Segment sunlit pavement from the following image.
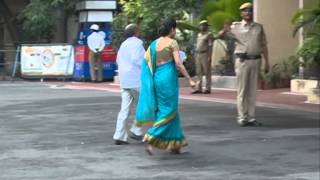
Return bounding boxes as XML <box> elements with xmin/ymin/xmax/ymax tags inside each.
<box><xmin>0</xmin><ymin>81</ymin><xmax>319</xmax><ymax>180</ymax></box>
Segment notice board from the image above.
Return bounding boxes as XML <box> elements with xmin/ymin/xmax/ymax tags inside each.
<box><xmin>20</xmin><ymin>44</ymin><xmax>74</xmax><ymax>77</ymax></box>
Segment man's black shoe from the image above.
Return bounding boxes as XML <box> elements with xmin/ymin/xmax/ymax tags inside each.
<box><xmin>248</xmin><ymin>119</ymin><xmax>262</xmax><ymax>126</ymax></box>
<box><xmin>203</xmin><ymin>90</ymin><xmax>211</xmax><ymax>94</ymax></box>
<box><xmin>191</xmin><ymin>90</ymin><xmax>202</xmax><ymax>94</ymax></box>
<box><xmin>237</xmin><ymin>119</ymin><xmax>249</xmax><ymax>127</ymax></box>
<box><xmin>129</xmin><ymin>131</ymin><xmax>143</xmax><ymax>141</ymax></box>
<box><xmin>114</xmin><ymin>140</ymin><xmax>129</xmax><ymax>145</ymax></box>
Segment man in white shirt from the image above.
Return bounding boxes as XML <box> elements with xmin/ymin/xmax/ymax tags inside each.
<box><xmin>87</xmin><ymin>24</ymin><xmax>105</xmax><ymax>82</ymax></box>
<box><xmin>113</xmin><ymin>24</ymin><xmax>145</xmax><ymax>145</ymax></box>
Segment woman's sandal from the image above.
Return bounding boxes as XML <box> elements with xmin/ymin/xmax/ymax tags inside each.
<box><xmin>145</xmin><ymin>144</ymin><xmax>153</xmax><ymax>156</ymax></box>
<box><xmin>169</xmin><ymin>148</ymin><xmax>181</xmax><ymax>154</ymax></box>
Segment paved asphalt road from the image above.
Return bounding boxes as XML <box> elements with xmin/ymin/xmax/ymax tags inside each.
<box><xmin>0</xmin><ymin>81</ymin><xmax>319</xmax><ymax>180</ymax></box>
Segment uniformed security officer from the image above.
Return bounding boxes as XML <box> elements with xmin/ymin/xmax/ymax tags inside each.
<box><xmin>192</xmin><ymin>20</ymin><xmax>214</xmax><ymax>94</ymax></box>
<box><xmin>87</xmin><ymin>24</ymin><xmax>105</xmax><ymax>82</ymax></box>
<box><xmin>219</xmin><ymin>2</ymin><xmax>270</xmax><ymax>126</ymax></box>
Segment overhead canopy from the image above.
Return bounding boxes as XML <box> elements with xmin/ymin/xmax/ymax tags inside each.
<box><xmin>76</xmin><ymin>0</ymin><xmax>117</xmax><ymax>11</ymax></box>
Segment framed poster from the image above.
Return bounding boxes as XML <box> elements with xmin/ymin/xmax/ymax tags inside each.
<box><xmin>20</xmin><ymin>44</ymin><xmax>74</xmax><ymax>77</ymax></box>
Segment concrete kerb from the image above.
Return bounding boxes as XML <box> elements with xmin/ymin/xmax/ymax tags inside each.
<box><xmin>45</xmin><ymin>81</ymin><xmax>319</xmax><ymax>113</ymax></box>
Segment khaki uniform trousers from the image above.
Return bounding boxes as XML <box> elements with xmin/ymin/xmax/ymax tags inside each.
<box><xmin>196</xmin><ymin>52</ymin><xmax>212</xmax><ymax>92</ymax></box>
<box><xmin>235</xmin><ymin>58</ymin><xmax>261</xmax><ymax>120</ymax></box>
<box><xmin>89</xmin><ymin>50</ymin><xmax>103</xmax><ymax>82</ymax></box>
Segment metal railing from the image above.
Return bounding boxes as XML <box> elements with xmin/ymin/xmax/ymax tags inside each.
<box><xmin>0</xmin><ymin>46</ymin><xmax>20</xmax><ymax>81</ymax></box>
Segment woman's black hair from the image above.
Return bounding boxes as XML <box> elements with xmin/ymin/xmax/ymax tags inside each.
<box><xmin>158</xmin><ymin>17</ymin><xmax>176</xmax><ymax>36</ymax></box>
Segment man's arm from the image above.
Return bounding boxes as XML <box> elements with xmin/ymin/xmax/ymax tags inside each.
<box><xmin>135</xmin><ymin>43</ymin><xmax>145</xmax><ymax>67</ymax></box>
<box><xmin>98</xmin><ymin>38</ymin><xmax>105</xmax><ymax>52</ymax></box>
<box><xmin>262</xmin><ymin>46</ymin><xmax>270</xmax><ymax>73</ymax></box>
<box><xmin>87</xmin><ymin>36</ymin><xmax>97</xmax><ymax>53</ymax></box>
<box><xmin>261</xmin><ymin>25</ymin><xmax>270</xmax><ymax>73</ymax></box>
<box><xmin>218</xmin><ymin>22</ymin><xmax>243</xmax><ymax>46</ymax></box>
<box><xmin>208</xmin><ymin>33</ymin><xmax>213</xmax><ymax>62</ymax></box>
<box><xmin>218</xmin><ymin>22</ymin><xmax>232</xmax><ymax>39</ymax></box>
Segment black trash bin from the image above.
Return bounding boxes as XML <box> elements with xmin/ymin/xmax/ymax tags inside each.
<box><xmin>0</xmin><ymin>52</ymin><xmax>4</xmax><ymax>75</ymax></box>
<box><xmin>0</xmin><ymin>52</ymin><xmax>4</xmax><ymax>67</ymax></box>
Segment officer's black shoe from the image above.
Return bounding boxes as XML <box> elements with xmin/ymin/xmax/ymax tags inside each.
<box><xmin>237</xmin><ymin>119</ymin><xmax>249</xmax><ymax>127</ymax></box>
<box><xmin>114</xmin><ymin>140</ymin><xmax>129</xmax><ymax>145</ymax></box>
<box><xmin>248</xmin><ymin>119</ymin><xmax>262</xmax><ymax>126</ymax></box>
<box><xmin>203</xmin><ymin>90</ymin><xmax>211</xmax><ymax>94</ymax></box>
<box><xmin>191</xmin><ymin>90</ymin><xmax>202</xmax><ymax>94</ymax></box>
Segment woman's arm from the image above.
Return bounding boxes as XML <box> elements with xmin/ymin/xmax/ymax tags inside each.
<box><xmin>172</xmin><ymin>50</ymin><xmax>196</xmax><ymax>87</ymax></box>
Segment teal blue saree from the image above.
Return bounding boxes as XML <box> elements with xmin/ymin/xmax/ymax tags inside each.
<box><xmin>135</xmin><ymin>39</ymin><xmax>187</xmax><ymax>150</ymax></box>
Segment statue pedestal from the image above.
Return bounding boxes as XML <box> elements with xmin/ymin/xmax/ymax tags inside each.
<box><xmin>290</xmin><ymin>79</ymin><xmax>318</xmax><ymax>94</ymax></box>
<box><xmin>291</xmin><ymin>79</ymin><xmax>320</xmax><ymax>104</ymax></box>
<box><xmin>308</xmin><ymin>88</ymin><xmax>320</xmax><ymax>104</ymax></box>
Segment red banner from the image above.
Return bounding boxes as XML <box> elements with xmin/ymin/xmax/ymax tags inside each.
<box><xmin>75</xmin><ymin>45</ymin><xmax>117</xmax><ymax>63</ymax></box>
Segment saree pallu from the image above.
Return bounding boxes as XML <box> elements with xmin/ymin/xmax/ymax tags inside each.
<box><xmin>135</xmin><ymin>40</ymin><xmax>187</xmax><ymax>150</ymax></box>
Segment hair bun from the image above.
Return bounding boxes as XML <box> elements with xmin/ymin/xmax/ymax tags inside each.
<box><xmin>158</xmin><ymin>17</ymin><xmax>176</xmax><ymax>37</ymax></box>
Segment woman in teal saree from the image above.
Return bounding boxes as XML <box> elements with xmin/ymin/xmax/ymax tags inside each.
<box><xmin>136</xmin><ymin>18</ymin><xmax>196</xmax><ymax>155</ymax></box>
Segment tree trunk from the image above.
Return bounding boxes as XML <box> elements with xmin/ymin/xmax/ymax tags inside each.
<box><xmin>0</xmin><ymin>0</ymin><xmax>20</xmax><ymax>44</ymax></box>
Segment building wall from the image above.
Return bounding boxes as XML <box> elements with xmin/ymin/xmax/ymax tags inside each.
<box><xmin>255</xmin><ymin>0</ymin><xmax>318</xmax><ymax>66</ymax></box>
<box><xmin>304</xmin><ymin>0</ymin><xmax>319</xmax><ymax>8</ymax></box>
<box><xmin>255</xmin><ymin>0</ymin><xmax>300</xmax><ymax>66</ymax></box>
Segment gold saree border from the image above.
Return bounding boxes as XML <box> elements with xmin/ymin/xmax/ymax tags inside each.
<box><xmin>135</xmin><ymin>111</ymin><xmax>176</xmax><ymax>127</ymax></box>
<box><xmin>143</xmin><ymin>134</ymin><xmax>188</xmax><ymax>150</ymax></box>
<box><xmin>145</xmin><ymin>47</ymin><xmax>153</xmax><ymax>75</ymax></box>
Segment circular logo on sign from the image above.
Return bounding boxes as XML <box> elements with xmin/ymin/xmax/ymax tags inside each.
<box><xmin>41</xmin><ymin>49</ymin><xmax>55</xmax><ymax>68</ymax></box>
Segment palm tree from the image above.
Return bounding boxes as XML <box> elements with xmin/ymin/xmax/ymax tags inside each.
<box><xmin>201</xmin><ymin>0</ymin><xmax>251</xmax><ymax>32</ymax></box>
<box><xmin>292</xmin><ymin>3</ymin><xmax>320</xmax><ymax>80</ymax></box>
<box><xmin>177</xmin><ymin>0</ymin><xmax>252</xmax><ymax>75</ymax></box>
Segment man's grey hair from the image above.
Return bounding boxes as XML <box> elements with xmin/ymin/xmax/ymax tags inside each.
<box><xmin>125</xmin><ymin>24</ymin><xmax>138</xmax><ymax>38</ymax></box>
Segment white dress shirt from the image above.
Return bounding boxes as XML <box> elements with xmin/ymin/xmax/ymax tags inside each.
<box><xmin>117</xmin><ymin>37</ymin><xmax>145</xmax><ymax>89</ymax></box>
<box><xmin>87</xmin><ymin>32</ymin><xmax>105</xmax><ymax>53</ymax></box>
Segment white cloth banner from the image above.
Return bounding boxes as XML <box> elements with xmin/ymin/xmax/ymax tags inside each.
<box><xmin>21</xmin><ymin>44</ymin><xmax>74</xmax><ymax>76</ymax></box>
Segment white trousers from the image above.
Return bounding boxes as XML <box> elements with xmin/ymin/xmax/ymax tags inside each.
<box><xmin>113</xmin><ymin>88</ymin><xmax>144</xmax><ymax>141</ymax></box>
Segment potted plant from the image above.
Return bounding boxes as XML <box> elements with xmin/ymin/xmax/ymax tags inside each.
<box><xmin>292</xmin><ymin>4</ymin><xmax>320</xmax><ymax>103</ymax></box>
<box><xmin>218</xmin><ymin>55</ymin><xmax>235</xmax><ymax>76</ymax></box>
<box><xmin>259</xmin><ymin>64</ymin><xmax>281</xmax><ymax>89</ymax></box>
<box><xmin>292</xmin><ymin>4</ymin><xmax>320</xmax><ymax>80</ymax></box>
<box><xmin>292</xmin><ymin>3</ymin><xmax>320</xmax><ymax>103</ymax></box>
<box><xmin>276</xmin><ymin>56</ymin><xmax>299</xmax><ymax>88</ymax></box>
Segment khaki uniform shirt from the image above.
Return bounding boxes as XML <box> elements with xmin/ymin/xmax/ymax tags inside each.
<box><xmin>196</xmin><ymin>32</ymin><xmax>213</xmax><ymax>52</ymax></box>
<box><xmin>230</xmin><ymin>20</ymin><xmax>267</xmax><ymax>55</ymax></box>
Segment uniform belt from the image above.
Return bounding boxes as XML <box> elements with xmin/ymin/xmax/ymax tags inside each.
<box><xmin>235</xmin><ymin>53</ymin><xmax>261</xmax><ymax>60</ymax></box>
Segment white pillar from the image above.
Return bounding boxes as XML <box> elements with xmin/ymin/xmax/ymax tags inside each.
<box><xmin>253</xmin><ymin>0</ymin><xmax>257</xmax><ymax>21</ymax></box>
<box><xmin>298</xmin><ymin>0</ymin><xmax>304</xmax><ymax>78</ymax></box>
